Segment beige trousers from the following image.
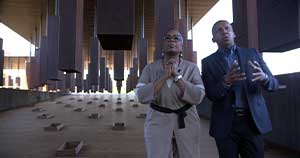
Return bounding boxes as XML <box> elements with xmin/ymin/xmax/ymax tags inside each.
<box><xmin>144</xmin><ymin>105</ymin><xmax>201</xmax><ymax>158</ymax></box>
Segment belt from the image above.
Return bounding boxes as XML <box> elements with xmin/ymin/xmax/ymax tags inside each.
<box><xmin>150</xmin><ymin>103</ymin><xmax>192</xmax><ymax>129</ymax></box>
<box><xmin>232</xmin><ymin>108</ymin><xmax>250</xmax><ymax>117</ymax></box>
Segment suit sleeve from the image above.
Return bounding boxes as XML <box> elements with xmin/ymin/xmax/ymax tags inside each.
<box><xmin>180</xmin><ymin>65</ymin><xmax>205</xmax><ymax>105</ymax></box>
<box><xmin>135</xmin><ymin>65</ymin><xmax>156</xmax><ymax>104</ymax></box>
<box><xmin>201</xmin><ymin>58</ymin><xmax>231</xmax><ymax>102</ymax></box>
<box><xmin>254</xmin><ymin>49</ymin><xmax>279</xmax><ymax>91</ymax></box>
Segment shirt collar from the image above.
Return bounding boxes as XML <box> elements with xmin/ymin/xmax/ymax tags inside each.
<box><xmin>218</xmin><ymin>44</ymin><xmax>237</xmax><ymax>56</ymax></box>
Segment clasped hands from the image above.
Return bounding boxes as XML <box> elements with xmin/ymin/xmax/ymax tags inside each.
<box><xmin>224</xmin><ymin>60</ymin><xmax>268</xmax><ymax>86</ymax></box>
<box><xmin>163</xmin><ymin>58</ymin><xmax>179</xmax><ymax>79</ymax></box>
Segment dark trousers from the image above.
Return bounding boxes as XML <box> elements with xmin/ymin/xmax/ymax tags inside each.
<box><xmin>215</xmin><ymin>114</ymin><xmax>264</xmax><ymax>158</ymax></box>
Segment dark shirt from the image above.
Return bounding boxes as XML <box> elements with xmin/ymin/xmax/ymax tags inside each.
<box><xmin>219</xmin><ymin>45</ymin><xmax>249</xmax><ymax>109</ymax></box>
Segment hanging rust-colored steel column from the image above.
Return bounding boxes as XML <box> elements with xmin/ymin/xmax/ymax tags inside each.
<box><xmin>154</xmin><ymin>0</ymin><xmax>176</xmax><ymax>60</ymax></box>
<box><xmin>113</xmin><ymin>51</ymin><xmax>124</xmax><ymax>94</ymax></box>
<box><xmin>99</xmin><ymin>57</ymin><xmax>106</xmax><ymax>92</ymax></box>
<box><xmin>58</xmin><ymin>0</ymin><xmax>84</xmax><ymax>73</ymax></box>
<box><xmin>0</xmin><ymin>38</ymin><xmax>4</xmax><ymax>86</ymax></box>
<box><xmin>89</xmin><ymin>37</ymin><xmax>100</xmax><ymax>92</ymax></box>
<box><xmin>39</xmin><ymin>37</ymin><xmax>48</xmax><ymax>86</ymax></box>
<box><xmin>96</xmin><ymin>0</ymin><xmax>135</xmax><ymax>50</ymax></box>
<box><xmin>47</xmin><ymin>16</ymin><xmax>62</xmax><ymax>81</ymax></box>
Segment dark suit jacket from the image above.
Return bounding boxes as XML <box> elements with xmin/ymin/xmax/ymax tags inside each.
<box><xmin>201</xmin><ymin>47</ymin><xmax>279</xmax><ymax>138</ymax></box>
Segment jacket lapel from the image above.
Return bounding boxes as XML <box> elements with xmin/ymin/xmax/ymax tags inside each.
<box><xmin>213</xmin><ymin>50</ymin><xmax>229</xmax><ymax>75</ymax></box>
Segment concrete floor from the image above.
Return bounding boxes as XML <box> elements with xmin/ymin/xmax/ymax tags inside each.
<box><xmin>0</xmin><ymin>94</ymin><xmax>299</xmax><ymax>158</ymax></box>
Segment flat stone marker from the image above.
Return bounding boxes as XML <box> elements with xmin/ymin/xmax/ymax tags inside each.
<box><xmin>86</xmin><ymin>101</ymin><xmax>93</xmax><ymax>105</ymax></box>
<box><xmin>136</xmin><ymin>113</ymin><xmax>147</xmax><ymax>119</ymax></box>
<box><xmin>129</xmin><ymin>99</ymin><xmax>134</xmax><ymax>102</ymax></box>
<box><xmin>32</xmin><ymin>107</ymin><xmax>45</xmax><ymax>112</ymax></box>
<box><xmin>117</xmin><ymin>97</ymin><xmax>121</xmax><ymax>100</ymax></box>
<box><xmin>103</xmin><ymin>99</ymin><xmax>109</xmax><ymax>102</ymax></box>
<box><xmin>99</xmin><ymin>104</ymin><xmax>106</xmax><ymax>108</ymax></box>
<box><xmin>73</xmin><ymin>107</ymin><xmax>87</xmax><ymax>112</ymax></box>
<box><xmin>88</xmin><ymin>113</ymin><xmax>102</xmax><ymax>119</ymax></box>
<box><xmin>37</xmin><ymin>113</ymin><xmax>55</xmax><ymax>119</ymax></box>
<box><xmin>64</xmin><ymin>104</ymin><xmax>73</xmax><ymax>108</ymax></box>
<box><xmin>116</xmin><ymin>101</ymin><xmax>122</xmax><ymax>105</ymax></box>
<box><xmin>115</xmin><ymin>107</ymin><xmax>123</xmax><ymax>112</ymax></box>
<box><xmin>132</xmin><ymin>103</ymin><xmax>139</xmax><ymax>108</ymax></box>
<box><xmin>44</xmin><ymin>123</ymin><xmax>65</xmax><ymax>131</ymax></box>
<box><xmin>112</xmin><ymin>122</ymin><xmax>126</xmax><ymax>130</ymax></box>
<box><xmin>77</xmin><ymin>99</ymin><xmax>82</xmax><ymax>102</ymax></box>
<box><xmin>56</xmin><ymin>141</ymin><xmax>84</xmax><ymax>156</ymax></box>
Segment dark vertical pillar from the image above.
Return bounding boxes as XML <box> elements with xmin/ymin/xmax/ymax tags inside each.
<box><xmin>105</xmin><ymin>67</ymin><xmax>109</xmax><ymax>91</ymax></box>
<box><xmin>76</xmin><ymin>72</ymin><xmax>83</xmax><ymax>92</ymax></box>
<box><xmin>257</xmin><ymin>0</ymin><xmax>300</xmax><ymax>51</ymax></box>
<box><xmin>26</xmin><ymin>60</ymin><xmax>34</xmax><ymax>89</ymax></box>
<box><xmin>26</xmin><ymin>61</ymin><xmax>30</xmax><ymax>88</ymax></box>
<box><xmin>246</xmin><ymin>0</ymin><xmax>259</xmax><ymax>49</ymax></box>
<box><xmin>88</xmin><ymin>63</ymin><xmax>91</xmax><ymax>91</ymax></box>
<box><xmin>232</xmin><ymin>0</ymin><xmax>259</xmax><ymax>49</ymax></box>
<box><xmin>57</xmin><ymin>73</ymin><xmax>66</xmax><ymax>91</ymax></box>
<box><xmin>97</xmin><ymin>0</ymin><xmax>135</xmax><ymax>50</ymax></box>
<box><xmin>108</xmin><ymin>74</ymin><xmax>112</xmax><ymax>93</ymax></box>
<box><xmin>130</xmin><ymin>68</ymin><xmax>135</xmax><ymax>91</ymax></box>
<box><xmin>47</xmin><ymin>16</ymin><xmax>61</xmax><ymax>81</ymax></box>
<box><xmin>126</xmin><ymin>73</ymin><xmax>132</xmax><ymax>93</ymax></box>
<box><xmin>114</xmin><ymin>51</ymin><xmax>124</xmax><ymax>93</ymax></box>
<box><xmin>65</xmin><ymin>73</ymin><xmax>75</xmax><ymax>92</ymax></box>
<box><xmin>177</xmin><ymin>18</ymin><xmax>188</xmax><ymax>60</ymax></box>
<box><xmin>192</xmin><ymin>51</ymin><xmax>197</xmax><ymax>64</ymax></box>
<box><xmin>76</xmin><ymin>44</ymin><xmax>84</xmax><ymax>92</ymax></box>
<box><xmin>99</xmin><ymin>57</ymin><xmax>106</xmax><ymax>92</ymax></box>
<box><xmin>132</xmin><ymin>57</ymin><xmax>138</xmax><ymax>89</ymax></box>
<box><xmin>40</xmin><ymin>37</ymin><xmax>48</xmax><ymax>85</ymax></box>
<box><xmin>154</xmin><ymin>0</ymin><xmax>176</xmax><ymax>60</ymax></box>
<box><xmin>83</xmin><ymin>79</ymin><xmax>87</xmax><ymax>92</ymax></box>
<box><xmin>139</xmin><ymin>38</ymin><xmax>148</xmax><ymax>76</ymax></box>
<box><xmin>8</xmin><ymin>76</ymin><xmax>13</xmax><ymax>87</ymax></box>
<box><xmin>82</xmin><ymin>79</ymin><xmax>87</xmax><ymax>92</ymax></box>
<box><xmin>184</xmin><ymin>39</ymin><xmax>193</xmax><ymax>62</ymax></box>
<box><xmin>0</xmin><ymin>38</ymin><xmax>2</xmax><ymax>50</ymax></box>
<box><xmin>35</xmin><ymin>49</ymin><xmax>41</xmax><ymax>87</ymax></box>
<box><xmin>47</xmin><ymin>80</ymin><xmax>56</xmax><ymax>91</ymax></box>
<box><xmin>232</xmin><ymin>0</ymin><xmax>248</xmax><ymax>48</ymax></box>
<box><xmin>59</xmin><ymin>0</ymin><xmax>84</xmax><ymax>72</ymax></box>
<box><xmin>84</xmin><ymin>75</ymin><xmax>89</xmax><ymax>93</ymax></box>
<box><xmin>15</xmin><ymin>77</ymin><xmax>21</xmax><ymax>87</ymax></box>
<box><xmin>89</xmin><ymin>37</ymin><xmax>100</xmax><ymax>92</ymax></box>
<box><xmin>30</xmin><ymin>49</ymin><xmax>41</xmax><ymax>88</ymax></box>
<box><xmin>0</xmin><ymin>38</ymin><xmax>4</xmax><ymax>86</ymax></box>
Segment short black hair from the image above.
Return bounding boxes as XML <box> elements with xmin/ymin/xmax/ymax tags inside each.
<box><xmin>212</xmin><ymin>20</ymin><xmax>230</xmax><ymax>35</ymax></box>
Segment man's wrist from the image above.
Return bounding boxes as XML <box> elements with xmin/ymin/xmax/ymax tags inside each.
<box><xmin>223</xmin><ymin>76</ymin><xmax>231</xmax><ymax>86</ymax></box>
<box><xmin>223</xmin><ymin>81</ymin><xmax>231</xmax><ymax>87</ymax></box>
<box><xmin>222</xmin><ymin>77</ymin><xmax>232</xmax><ymax>89</ymax></box>
<box><xmin>263</xmin><ymin>73</ymin><xmax>269</xmax><ymax>84</ymax></box>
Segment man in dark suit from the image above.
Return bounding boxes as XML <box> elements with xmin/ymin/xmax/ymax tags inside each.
<box><xmin>201</xmin><ymin>20</ymin><xmax>279</xmax><ymax>158</ymax></box>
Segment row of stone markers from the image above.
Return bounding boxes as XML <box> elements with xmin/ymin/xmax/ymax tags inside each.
<box><xmin>32</xmin><ymin>93</ymin><xmax>147</xmax><ymax>157</ymax></box>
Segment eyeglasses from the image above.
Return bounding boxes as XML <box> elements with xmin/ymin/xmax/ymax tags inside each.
<box><xmin>163</xmin><ymin>35</ymin><xmax>183</xmax><ymax>42</ymax></box>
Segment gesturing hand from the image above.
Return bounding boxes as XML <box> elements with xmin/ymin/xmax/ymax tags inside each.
<box><xmin>248</xmin><ymin>60</ymin><xmax>268</xmax><ymax>82</ymax></box>
<box><xmin>224</xmin><ymin>60</ymin><xmax>246</xmax><ymax>85</ymax></box>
